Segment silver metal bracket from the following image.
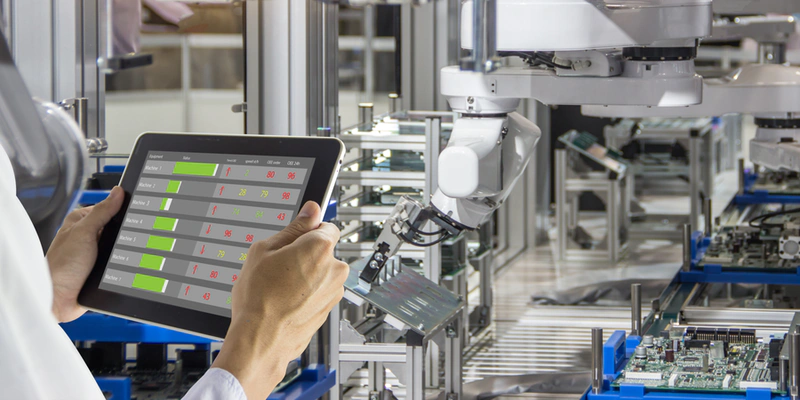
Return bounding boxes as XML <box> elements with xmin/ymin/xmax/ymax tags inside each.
<box><xmin>344</xmin><ymin>257</ymin><xmax>463</xmax><ymax>337</ymax></box>
<box><xmin>58</xmin><ymin>97</ymin><xmax>88</xmax><ymax>136</ymax></box>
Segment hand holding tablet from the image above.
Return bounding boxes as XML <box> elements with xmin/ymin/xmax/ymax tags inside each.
<box><xmin>212</xmin><ymin>201</ymin><xmax>348</xmax><ymax>400</ymax></box>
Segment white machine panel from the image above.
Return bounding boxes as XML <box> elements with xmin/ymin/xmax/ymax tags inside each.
<box><xmin>461</xmin><ymin>0</ymin><xmax>712</xmax><ymax>51</ymax></box>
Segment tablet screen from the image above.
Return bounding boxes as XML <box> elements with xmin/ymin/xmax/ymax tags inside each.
<box><xmin>99</xmin><ymin>151</ymin><xmax>315</xmax><ymax>317</ymax></box>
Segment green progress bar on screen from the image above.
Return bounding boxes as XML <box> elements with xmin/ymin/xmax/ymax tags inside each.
<box><xmin>132</xmin><ymin>274</ymin><xmax>168</xmax><ymax>293</ymax></box>
<box><xmin>172</xmin><ymin>162</ymin><xmax>218</xmax><ymax>177</ymax></box>
<box><xmin>159</xmin><ymin>198</ymin><xmax>172</xmax><ymax>211</ymax></box>
<box><xmin>139</xmin><ymin>254</ymin><xmax>165</xmax><ymax>271</ymax></box>
<box><xmin>153</xmin><ymin>216</ymin><xmax>178</xmax><ymax>231</ymax></box>
<box><xmin>145</xmin><ymin>235</ymin><xmax>176</xmax><ymax>252</ymax></box>
<box><xmin>165</xmin><ymin>180</ymin><xmax>182</xmax><ymax>193</ymax></box>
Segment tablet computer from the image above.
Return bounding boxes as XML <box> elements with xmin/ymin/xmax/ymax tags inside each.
<box><xmin>79</xmin><ymin>133</ymin><xmax>345</xmax><ymax>339</ymax></box>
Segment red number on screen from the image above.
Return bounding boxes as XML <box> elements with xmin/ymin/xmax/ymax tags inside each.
<box><xmin>267</xmin><ymin>171</ymin><xmax>275</xmax><ymax>179</ymax></box>
<box><xmin>202</xmin><ymin>292</ymin><xmax>211</xmax><ymax>301</ymax></box>
<box><xmin>210</xmin><ymin>270</ymin><xmax>219</xmax><ymax>279</ymax></box>
<box><xmin>184</xmin><ymin>286</ymin><xmax>190</xmax><ymax>296</ymax></box>
<box><xmin>288</xmin><ymin>172</ymin><xmax>296</xmax><ymax>180</ymax></box>
<box><xmin>232</xmin><ymin>274</ymin><xmax>238</xmax><ymax>282</ymax></box>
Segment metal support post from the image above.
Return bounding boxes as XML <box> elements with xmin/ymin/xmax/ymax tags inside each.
<box><xmin>478</xmin><ymin>250</ymin><xmax>493</xmax><ymax>328</ymax></box>
<box><xmin>59</xmin><ymin>97</ymin><xmax>89</xmax><ymax>136</ymax></box>
<box><xmin>181</xmin><ymin>34</ymin><xmax>191</xmax><ymax>131</ymax></box>
<box><xmin>329</xmin><ymin>303</ymin><xmax>342</xmax><ymax>400</ymax></box>
<box><xmin>363</xmin><ymin>4</ymin><xmax>375</xmax><ymax>102</ymax></box>
<box><xmin>782</xmin><ymin>358</ymin><xmax>789</xmax><ymax>393</ymax></box>
<box><xmin>689</xmin><ymin>131</ymin><xmax>702</xmax><ymax>231</ymax></box>
<box><xmin>423</xmin><ymin>117</ymin><xmax>442</xmax><ymax>284</ymax></box>
<box><xmin>555</xmin><ymin>150</ymin><xmax>568</xmax><ymax>261</ymax></box>
<box><xmin>703</xmin><ymin>127</ymin><xmax>714</xmax><ymax>198</ymax></box>
<box><xmin>568</xmin><ymin>196</ymin><xmax>579</xmax><ymax>231</ymax></box>
<box><xmin>631</xmin><ymin>283</ymin><xmax>641</xmax><ymax>336</ymax></box>
<box><xmin>624</xmin><ymin>173</ymin><xmax>633</xmax><ymax>228</ymax></box>
<box><xmin>738</xmin><ymin>158</ymin><xmax>746</xmax><ymax>195</ymax></box>
<box><xmin>592</xmin><ymin>328</ymin><xmax>603</xmax><ymax>394</ymax></box>
<box><xmin>400</xmin><ymin>0</ymin><xmax>460</xmax><ymax>110</ymax></box>
<box><xmin>358</xmin><ymin>102</ymin><xmax>374</xmax><ymax>132</ymax></box>
<box><xmin>406</xmin><ymin>345</ymin><xmax>425</xmax><ymax>400</ymax></box>
<box><xmin>790</xmin><ymin>332</ymin><xmax>800</xmax><ymax>400</ymax></box>
<box><xmin>389</xmin><ymin>93</ymin><xmax>400</xmax><ymax>113</ymax></box>
<box><xmin>244</xmin><ymin>0</ymin><xmax>338</xmax><ymax>136</ymax></box>
<box><xmin>444</xmin><ymin>321</ymin><xmax>463</xmax><ymax>399</ymax></box>
<box><xmin>79</xmin><ymin>0</ymin><xmax>111</xmax><ymax>139</ymax></box>
<box><xmin>368</xmin><ymin>361</ymin><xmax>385</xmax><ymax>397</ymax></box>
<box><xmin>423</xmin><ymin>117</ymin><xmax>442</xmax><ymax>390</ymax></box>
<box><xmin>683</xmin><ymin>224</ymin><xmax>692</xmax><ymax>272</ymax></box>
<box><xmin>608</xmin><ymin>180</ymin><xmax>620</xmax><ymax>262</ymax></box>
<box><xmin>704</xmin><ymin>198</ymin><xmax>713</xmax><ymax>237</ymax></box>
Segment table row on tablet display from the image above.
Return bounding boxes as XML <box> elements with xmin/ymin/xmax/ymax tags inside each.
<box><xmin>142</xmin><ymin>160</ymin><xmax>310</xmax><ymax>186</ymax></box>
<box><xmin>129</xmin><ymin>196</ymin><xmax>294</xmax><ymax>228</ymax></box>
<box><xmin>102</xmin><ymin>268</ymin><xmax>232</xmax><ymax>310</ymax></box>
<box><xmin>122</xmin><ymin>213</ymin><xmax>279</xmax><ymax>245</ymax></box>
<box><xmin>110</xmin><ymin>249</ymin><xmax>241</xmax><ymax>285</ymax></box>
<box><xmin>135</xmin><ymin>178</ymin><xmax>303</xmax><ymax>206</ymax></box>
<box><xmin>115</xmin><ymin>230</ymin><xmax>251</xmax><ymax>264</ymax></box>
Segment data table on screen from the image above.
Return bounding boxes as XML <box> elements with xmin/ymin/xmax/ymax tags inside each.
<box><xmin>100</xmin><ymin>151</ymin><xmax>315</xmax><ymax>317</ymax></box>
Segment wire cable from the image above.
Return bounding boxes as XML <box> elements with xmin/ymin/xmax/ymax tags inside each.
<box><xmin>748</xmin><ymin>206</ymin><xmax>800</xmax><ymax>228</ymax></box>
<box><xmin>405</xmin><ymin>222</ymin><xmax>447</xmax><ymax>236</ymax></box>
<box><xmin>401</xmin><ymin>233</ymin><xmax>452</xmax><ymax>247</ymax></box>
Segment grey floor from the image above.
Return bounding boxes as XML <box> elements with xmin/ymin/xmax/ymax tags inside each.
<box><xmin>457</xmin><ymin>171</ymin><xmax>741</xmax><ymax>399</ymax></box>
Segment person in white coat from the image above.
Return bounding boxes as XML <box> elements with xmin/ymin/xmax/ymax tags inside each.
<box><xmin>0</xmin><ymin>146</ymin><xmax>349</xmax><ymax>400</ymax></box>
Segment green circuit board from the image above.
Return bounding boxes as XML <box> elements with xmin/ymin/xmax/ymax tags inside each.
<box><xmin>698</xmin><ymin>230</ymin><xmax>796</xmax><ymax>270</ymax></box>
<box><xmin>558</xmin><ymin>131</ymin><xmax>627</xmax><ymax>174</ymax></box>
<box><xmin>697</xmin><ymin>203</ymin><xmax>800</xmax><ymax>271</ymax></box>
<box><xmin>613</xmin><ymin>329</ymin><xmax>785</xmax><ymax>394</ymax></box>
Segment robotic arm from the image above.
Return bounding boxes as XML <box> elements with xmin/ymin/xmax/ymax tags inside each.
<box><xmin>358</xmin><ymin>0</ymin><xmax>713</xmax><ymax>288</ymax></box>
<box><xmin>358</xmin><ymin>112</ymin><xmax>540</xmax><ymax>288</ymax></box>
<box><xmin>580</xmin><ymin>6</ymin><xmax>800</xmax><ymax>172</ymax></box>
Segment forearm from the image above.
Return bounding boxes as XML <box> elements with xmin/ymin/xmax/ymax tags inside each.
<box><xmin>212</xmin><ymin>318</ymin><xmax>290</xmax><ymax>400</ymax></box>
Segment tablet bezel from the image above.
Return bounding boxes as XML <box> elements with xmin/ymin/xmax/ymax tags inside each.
<box><xmin>78</xmin><ymin>132</ymin><xmax>344</xmax><ymax>339</ymax></box>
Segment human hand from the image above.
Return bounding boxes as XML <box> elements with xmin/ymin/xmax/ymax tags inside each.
<box><xmin>212</xmin><ymin>201</ymin><xmax>349</xmax><ymax>400</ymax></box>
<box><xmin>47</xmin><ymin>186</ymin><xmax>124</xmax><ymax>323</ymax></box>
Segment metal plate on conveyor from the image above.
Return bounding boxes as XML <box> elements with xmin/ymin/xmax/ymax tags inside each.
<box><xmin>344</xmin><ymin>258</ymin><xmax>464</xmax><ymax>337</ymax></box>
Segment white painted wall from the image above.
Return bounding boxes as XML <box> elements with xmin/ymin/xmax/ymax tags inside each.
<box><xmin>105</xmin><ymin>90</ymin><xmax>244</xmax><ymax>155</ymax></box>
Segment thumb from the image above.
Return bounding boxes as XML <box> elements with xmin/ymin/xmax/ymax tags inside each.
<box><xmin>264</xmin><ymin>201</ymin><xmax>321</xmax><ymax>249</ymax></box>
<box><xmin>76</xmin><ymin>186</ymin><xmax>124</xmax><ymax>232</ymax></box>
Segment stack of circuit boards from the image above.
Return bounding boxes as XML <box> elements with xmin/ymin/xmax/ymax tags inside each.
<box><xmin>699</xmin><ymin>228</ymin><xmax>798</xmax><ymax>271</ymax></box>
<box><xmin>749</xmin><ymin>170</ymin><xmax>800</xmax><ymax>195</ymax></box>
<box><xmin>559</xmin><ymin>130</ymin><xmax>628</xmax><ymax>176</ymax></box>
<box><xmin>613</xmin><ymin>326</ymin><xmax>787</xmax><ymax>394</ymax></box>
<box><xmin>697</xmin><ymin>202</ymin><xmax>800</xmax><ymax>271</ymax></box>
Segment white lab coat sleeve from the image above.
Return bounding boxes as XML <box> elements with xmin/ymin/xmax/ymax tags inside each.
<box><xmin>0</xmin><ymin>146</ymin><xmax>105</xmax><ymax>399</ymax></box>
<box><xmin>182</xmin><ymin>368</ymin><xmax>247</xmax><ymax>400</ymax></box>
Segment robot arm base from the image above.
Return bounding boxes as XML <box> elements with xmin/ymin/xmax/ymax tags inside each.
<box><xmin>442</xmin><ymin>63</ymin><xmax>702</xmax><ymax>112</ymax></box>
